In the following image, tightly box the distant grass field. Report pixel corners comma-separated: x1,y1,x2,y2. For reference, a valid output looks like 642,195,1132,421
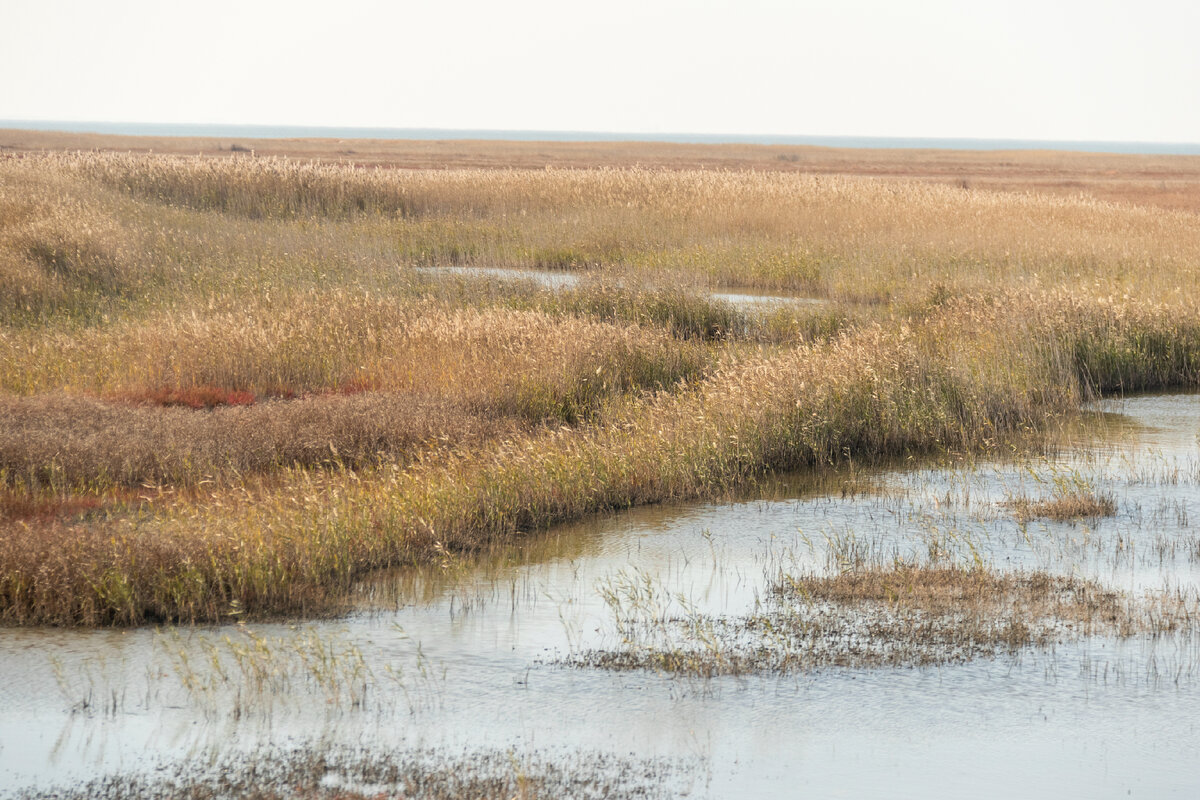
2,147,1199,625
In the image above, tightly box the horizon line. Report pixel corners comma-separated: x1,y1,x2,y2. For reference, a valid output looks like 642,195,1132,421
4,118,1200,154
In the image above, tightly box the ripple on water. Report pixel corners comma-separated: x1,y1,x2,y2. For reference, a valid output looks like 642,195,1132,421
3,393,1199,798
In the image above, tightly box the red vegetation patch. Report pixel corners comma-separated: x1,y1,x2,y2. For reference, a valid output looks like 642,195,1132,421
123,385,257,409
336,377,378,396
0,485,207,523
0,494,105,522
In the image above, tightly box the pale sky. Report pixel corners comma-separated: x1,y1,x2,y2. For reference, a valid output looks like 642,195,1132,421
3,0,1199,142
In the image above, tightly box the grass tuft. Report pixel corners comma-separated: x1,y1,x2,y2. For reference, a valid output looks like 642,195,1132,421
1005,490,1118,523
568,561,1192,675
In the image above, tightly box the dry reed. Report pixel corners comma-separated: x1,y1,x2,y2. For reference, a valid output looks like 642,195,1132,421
570,562,1195,675
1005,491,1118,523
3,151,1200,624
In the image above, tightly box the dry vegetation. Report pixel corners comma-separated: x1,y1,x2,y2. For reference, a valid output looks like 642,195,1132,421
1005,490,1119,523
570,562,1198,675
2,143,1200,625
6,128,1200,214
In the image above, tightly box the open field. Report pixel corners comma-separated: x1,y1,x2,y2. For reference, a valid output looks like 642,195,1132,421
2,138,1200,626
6,127,1200,213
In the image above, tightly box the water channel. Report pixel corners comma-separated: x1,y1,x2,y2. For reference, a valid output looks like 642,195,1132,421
2,394,1198,797
411,265,825,310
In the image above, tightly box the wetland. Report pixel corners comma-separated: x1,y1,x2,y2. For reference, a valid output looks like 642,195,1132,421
5,394,1200,798
3,138,1200,797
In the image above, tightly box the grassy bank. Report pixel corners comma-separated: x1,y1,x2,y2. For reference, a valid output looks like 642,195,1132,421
2,152,1199,625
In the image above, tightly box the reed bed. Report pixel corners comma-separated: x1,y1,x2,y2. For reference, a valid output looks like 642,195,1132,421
3,151,1200,625
0,165,156,323
0,300,708,491
5,291,1199,625
0,296,705,399
0,392,506,490
10,152,1200,305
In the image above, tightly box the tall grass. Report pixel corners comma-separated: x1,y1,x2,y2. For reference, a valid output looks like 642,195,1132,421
5,291,1199,624
0,302,707,489
3,152,1200,624
0,166,155,323
12,152,1200,303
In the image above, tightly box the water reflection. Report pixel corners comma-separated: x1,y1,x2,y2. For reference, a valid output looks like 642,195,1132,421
3,394,1199,797
412,265,828,309
413,265,581,289
710,291,826,309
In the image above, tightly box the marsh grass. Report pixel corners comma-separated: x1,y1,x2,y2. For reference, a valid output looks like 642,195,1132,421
1005,490,1118,523
1003,463,1121,523
5,293,1200,624
158,625,392,715
571,562,1198,676
44,621,446,721
15,152,1200,307
0,302,708,490
4,151,1200,625
0,166,156,323
0,392,504,491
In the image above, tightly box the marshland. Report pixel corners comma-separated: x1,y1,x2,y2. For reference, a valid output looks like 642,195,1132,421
3,133,1200,797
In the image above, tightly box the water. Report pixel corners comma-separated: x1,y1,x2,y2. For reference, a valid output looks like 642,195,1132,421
709,291,827,309
2,395,1198,797
413,265,581,290
4,119,1200,155
413,265,826,309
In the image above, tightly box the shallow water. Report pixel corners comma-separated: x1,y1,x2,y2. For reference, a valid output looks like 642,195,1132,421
2,395,1199,797
709,290,826,309
412,265,826,310
413,265,582,289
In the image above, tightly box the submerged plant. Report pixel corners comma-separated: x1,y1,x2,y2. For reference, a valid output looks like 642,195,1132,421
570,560,1199,676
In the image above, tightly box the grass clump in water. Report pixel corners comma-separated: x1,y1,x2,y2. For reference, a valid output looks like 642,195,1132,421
1005,490,1118,523
1003,465,1119,523
569,561,1197,676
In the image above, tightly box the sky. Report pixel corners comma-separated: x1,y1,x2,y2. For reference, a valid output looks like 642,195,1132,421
3,0,1199,143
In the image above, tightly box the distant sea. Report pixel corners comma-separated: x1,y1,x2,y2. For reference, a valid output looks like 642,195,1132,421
3,119,1200,156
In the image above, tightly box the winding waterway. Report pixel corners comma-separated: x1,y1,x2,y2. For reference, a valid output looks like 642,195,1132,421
412,265,825,310
2,394,1198,797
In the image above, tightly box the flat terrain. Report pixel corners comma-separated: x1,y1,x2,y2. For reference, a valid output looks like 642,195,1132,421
2,130,1200,625
5,127,1200,213
5,128,1200,799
